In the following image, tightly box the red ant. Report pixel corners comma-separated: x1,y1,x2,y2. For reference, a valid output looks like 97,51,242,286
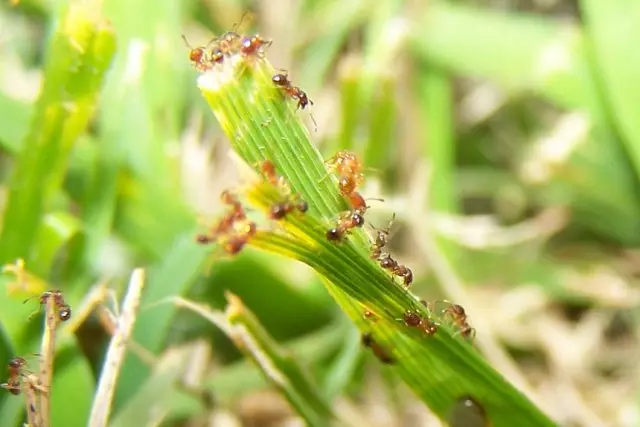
25,290,71,322
272,72,317,131
0,357,26,395
401,309,438,336
218,11,250,55
240,33,272,57
361,333,394,364
196,190,248,244
326,150,363,177
259,160,289,192
442,303,476,340
218,221,257,256
326,210,365,243
363,310,378,321
269,199,308,220
182,35,216,72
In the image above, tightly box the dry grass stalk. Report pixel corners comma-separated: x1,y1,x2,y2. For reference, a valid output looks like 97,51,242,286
88,268,146,427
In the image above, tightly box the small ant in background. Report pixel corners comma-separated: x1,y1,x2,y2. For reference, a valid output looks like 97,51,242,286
25,290,71,322
361,333,394,364
0,355,45,396
0,357,27,395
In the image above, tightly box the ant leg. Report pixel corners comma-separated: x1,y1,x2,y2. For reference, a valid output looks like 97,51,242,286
308,112,318,133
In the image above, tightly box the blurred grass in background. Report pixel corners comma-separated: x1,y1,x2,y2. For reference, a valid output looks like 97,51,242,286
0,0,639,426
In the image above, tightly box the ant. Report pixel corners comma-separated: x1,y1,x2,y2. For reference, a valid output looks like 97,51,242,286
0,357,26,395
325,210,365,243
393,264,413,288
196,190,248,244
401,309,438,336
442,303,476,340
361,333,394,364
269,199,308,220
259,160,288,192
218,11,250,55
271,72,317,131
25,290,71,322
326,150,363,177
240,33,272,58
181,35,215,72
363,310,378,321
370,214,395,259
220,221,257,255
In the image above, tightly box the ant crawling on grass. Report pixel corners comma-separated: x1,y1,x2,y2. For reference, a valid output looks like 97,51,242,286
325,209,366,243
442,302,476,340
369,215,414,287
258,160,309,220
0,357,27,395
0,355,45,396
271,71,317,131
25,290,71,322
241,33,272,58
361,332,394,364
422,300,476,341
401,309,438,337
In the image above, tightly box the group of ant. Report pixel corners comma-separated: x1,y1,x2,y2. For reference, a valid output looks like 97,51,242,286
196,190,257,255
183,16,271,73
323,151,372,243
321,151,413,288
196,160,310,256
184,18,316,130
1,290,71,396
361,301,475,364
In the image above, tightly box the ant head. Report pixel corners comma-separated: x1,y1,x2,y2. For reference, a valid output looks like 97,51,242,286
296,200,309,213
326,227,342,242
269,203,288,220
58,305,72,322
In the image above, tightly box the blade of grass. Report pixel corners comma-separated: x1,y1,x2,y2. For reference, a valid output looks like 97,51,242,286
0,0,116,267
89,268,145,427
171,294,338,427
580,0,640,179
195,48,556,426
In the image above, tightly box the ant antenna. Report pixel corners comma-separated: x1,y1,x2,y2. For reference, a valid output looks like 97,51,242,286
181,34,192,48
308,112,318,133
232,11,250,33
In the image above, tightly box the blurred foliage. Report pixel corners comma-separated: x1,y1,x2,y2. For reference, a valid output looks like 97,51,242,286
0,0,638,426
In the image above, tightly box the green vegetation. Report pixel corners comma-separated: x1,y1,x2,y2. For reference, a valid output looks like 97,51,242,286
0,0,638,426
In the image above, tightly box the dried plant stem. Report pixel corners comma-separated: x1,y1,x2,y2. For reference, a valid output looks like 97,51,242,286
88,268,146,427
38,295,57,427
23,374,42,427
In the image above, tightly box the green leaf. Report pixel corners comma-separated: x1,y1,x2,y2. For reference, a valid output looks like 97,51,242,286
0,0,116,268
580,0,640,178
194,48,556,426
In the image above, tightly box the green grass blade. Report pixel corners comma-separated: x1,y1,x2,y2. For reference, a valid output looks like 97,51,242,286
410,2,598,112
580,0,640,178
172,295,337,427
0,0,116,267
194,47,556,426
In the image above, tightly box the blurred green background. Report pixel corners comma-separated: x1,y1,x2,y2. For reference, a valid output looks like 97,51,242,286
0,0,639,426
